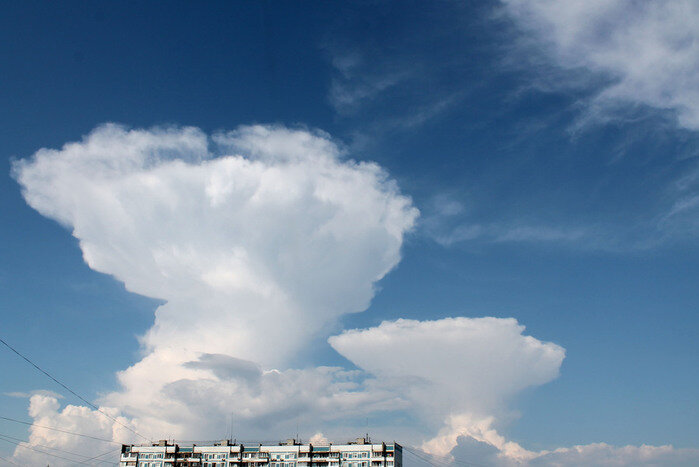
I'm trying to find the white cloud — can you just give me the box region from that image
[502,0,699,130]
[327,51,411,115]
[309,433,329,446]
[11,123,418,459]
[530,443,699,466]
[12,316,569,465]
[420,194,622,249]
[331,318,697,463]
[3,389,63,399]
[12,123,694,466]
[329,317,565,456]
[14,123,417,363]
[429,223,591,247]
[10,394,134,466]
[443,429,699,467]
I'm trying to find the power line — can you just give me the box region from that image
[403,448,444,467]
[0,434,116,466]
[0,433,116,464]
[403,447,450,467]
[404,446,484,467]
[0,336,151,443]
[423,449,485,467]
[0,454,21,466]
[0,415,120,444]
[81,447,122,464]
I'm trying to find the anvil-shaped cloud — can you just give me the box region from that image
[15,124,679,466]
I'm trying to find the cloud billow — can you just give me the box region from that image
[330,317,565,457]
[13,123,418,438]
[13,123,693,466]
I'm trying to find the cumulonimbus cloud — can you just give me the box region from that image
[329,317,565,457]
[12,123,418,440]
[11,123,693,466]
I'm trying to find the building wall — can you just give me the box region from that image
[120,441,401,467]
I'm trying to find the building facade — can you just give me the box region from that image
[120,437,402,467]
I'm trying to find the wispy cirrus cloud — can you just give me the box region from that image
[421,185,699,251]
[421,194,599,249]
[502,0,699,131]
[329,51,411,116]
[3,389,63,399]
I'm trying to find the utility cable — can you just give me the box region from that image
[0,336,151,443]
[403,446,442,467]
[0,454,21,466]
[0,432,118,465]
[404,446,484,467]
[81,447,122,464]
[403,448,449,467]
[0,416,120,444]
[0,434,114,466]
[417,448,485,467]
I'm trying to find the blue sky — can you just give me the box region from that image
[1,1,698,466]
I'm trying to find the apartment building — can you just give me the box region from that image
[120,437,402,467]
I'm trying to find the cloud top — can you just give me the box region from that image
[14,123,418,365]
[330,317,565,455]
[12,123,418,440]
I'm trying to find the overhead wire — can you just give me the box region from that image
[403,445,484,467]
[420,449,485,467]
[402,448,444,467]
[403,447,450,467]
[0,415,120,445]
[81,447,123,464]
[0,336,152,443]
[0,432,118,465]
[0,454,21,466]
[0,434,117,466]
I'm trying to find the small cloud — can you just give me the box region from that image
[309,433,329,446]
[329,71,409,115]
[493,225,587,243]
[432,224,484,246]
[3,389,64,399]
